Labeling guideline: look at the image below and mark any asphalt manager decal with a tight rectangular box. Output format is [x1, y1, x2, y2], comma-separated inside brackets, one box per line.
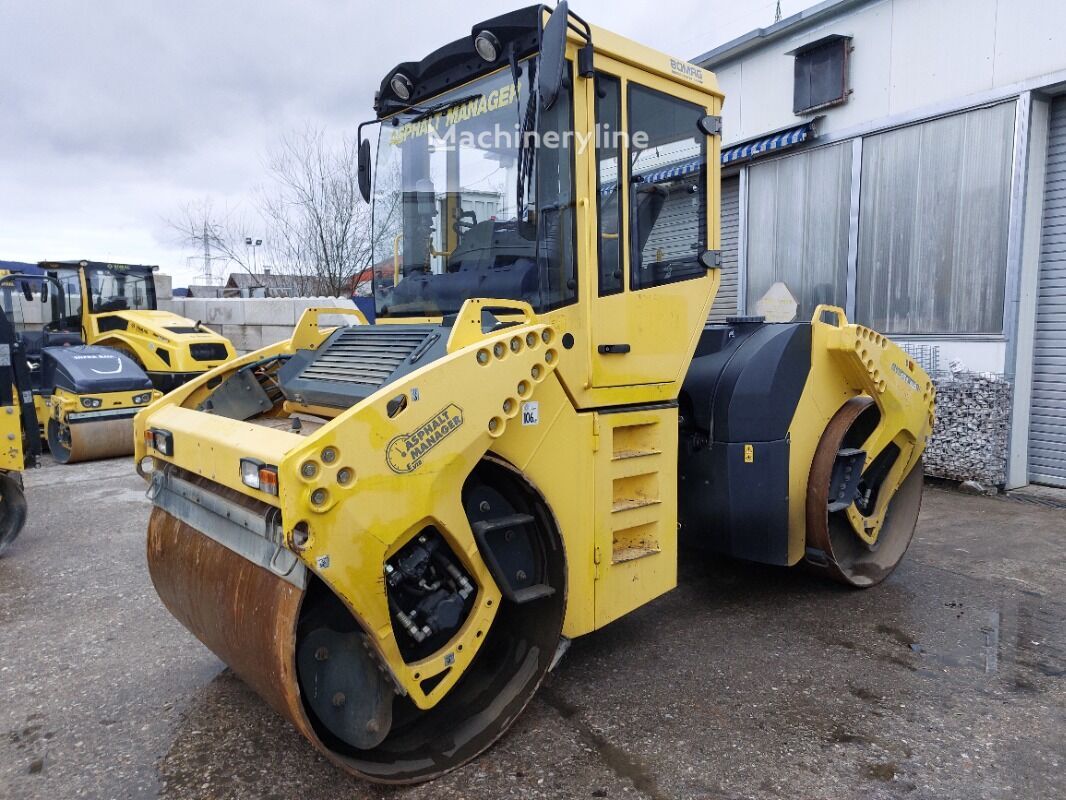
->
[386, 403, 464, 474]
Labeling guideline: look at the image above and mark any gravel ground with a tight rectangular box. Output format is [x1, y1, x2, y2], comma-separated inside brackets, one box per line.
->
[0, 456, 1063, 799]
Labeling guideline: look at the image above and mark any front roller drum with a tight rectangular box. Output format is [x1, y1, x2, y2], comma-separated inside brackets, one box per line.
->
[805, 396, 924, 587]
[47, 416, 135, 464]
[147, 477, 565, 783]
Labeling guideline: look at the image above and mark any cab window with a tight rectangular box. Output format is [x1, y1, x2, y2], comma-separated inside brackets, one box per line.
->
[627, 84, 707, 290]
[595, 72, 624, 296]
[87, 267, 156, 313]
[47, 271, 83, 332]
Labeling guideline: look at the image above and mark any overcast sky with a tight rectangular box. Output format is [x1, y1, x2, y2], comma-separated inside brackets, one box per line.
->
[0, 0, 816, 286]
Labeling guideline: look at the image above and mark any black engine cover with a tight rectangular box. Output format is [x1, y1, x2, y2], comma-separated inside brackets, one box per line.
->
[41, 345, 153, 395]
[678, 321, 812, 566]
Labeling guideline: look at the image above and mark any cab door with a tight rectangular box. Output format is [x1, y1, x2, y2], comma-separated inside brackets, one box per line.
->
[586, 55, 720, 389]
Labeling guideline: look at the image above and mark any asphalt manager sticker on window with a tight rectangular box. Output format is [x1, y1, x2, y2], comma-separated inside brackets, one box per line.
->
[386, 403, 464, 473]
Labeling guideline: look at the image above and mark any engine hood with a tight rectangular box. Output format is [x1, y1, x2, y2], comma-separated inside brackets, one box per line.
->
[42, 345, 153, 394]
[100, 310, 229, 344]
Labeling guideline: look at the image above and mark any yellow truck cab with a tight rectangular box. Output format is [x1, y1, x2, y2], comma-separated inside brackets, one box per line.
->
[39, 260, 235, 391]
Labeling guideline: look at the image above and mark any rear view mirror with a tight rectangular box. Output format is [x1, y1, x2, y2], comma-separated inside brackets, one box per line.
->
[539, 1, 569, 110]
[41, 282, 49, 302]
[21, 282, 32, 302]
[358, 138, 372, 203]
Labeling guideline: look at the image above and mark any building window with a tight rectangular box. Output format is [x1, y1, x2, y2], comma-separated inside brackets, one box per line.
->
[792, 35, 851, 115]
[627, 83, 708, 290]
[745, 141, 853, 319]
[855, 102, 1015, 335]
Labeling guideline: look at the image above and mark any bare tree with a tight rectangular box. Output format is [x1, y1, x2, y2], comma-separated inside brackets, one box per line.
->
[171, 126, 401, 297]
[260, 125, 402, 296]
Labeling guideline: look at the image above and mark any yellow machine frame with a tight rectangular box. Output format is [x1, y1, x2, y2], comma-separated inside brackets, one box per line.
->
[136, 15, 932, 726]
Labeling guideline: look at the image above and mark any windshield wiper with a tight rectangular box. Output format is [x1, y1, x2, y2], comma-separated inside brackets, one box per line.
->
[408, 93, 484, 124]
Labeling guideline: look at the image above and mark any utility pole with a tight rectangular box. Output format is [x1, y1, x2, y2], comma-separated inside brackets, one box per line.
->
[202, 220, 213, 285]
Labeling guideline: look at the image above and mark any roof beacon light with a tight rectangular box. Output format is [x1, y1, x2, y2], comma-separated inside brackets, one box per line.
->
[474, 30, 501, 62]
[390, 72, 413, 101]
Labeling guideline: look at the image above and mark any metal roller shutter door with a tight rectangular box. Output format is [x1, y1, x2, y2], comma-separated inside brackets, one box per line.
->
[1029, 97, 1066, 487]
[710, 175, 740, 320]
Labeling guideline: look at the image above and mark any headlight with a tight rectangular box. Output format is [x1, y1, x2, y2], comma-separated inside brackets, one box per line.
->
[240, 458, 279, 496]
[132, 392, 152, 404]
[474, 30, 501, 62]
[240, 457, 264, 489]
[389, 72, 413, 100]
[80, 397, 102, 408]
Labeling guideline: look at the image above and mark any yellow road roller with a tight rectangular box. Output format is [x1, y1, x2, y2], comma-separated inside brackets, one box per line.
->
[1, 274, 160, 463]
[0, 288, 40, 555]
[138, 3, 935, 783]
[37, 259, 236, 392]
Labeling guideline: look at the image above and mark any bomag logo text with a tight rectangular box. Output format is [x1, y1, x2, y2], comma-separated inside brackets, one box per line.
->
[891, 362, 921, 393]
[386, 403, 464, 474]
[670, 59, 704, 84]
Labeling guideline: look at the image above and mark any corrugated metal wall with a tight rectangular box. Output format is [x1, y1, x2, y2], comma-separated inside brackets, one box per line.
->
[710, 175, 740, 320]
[642, 184, 704, 264]
[856, 102, 1015, 334]
[745, 141, 852, 318]
[1029, 97, 1066, 488]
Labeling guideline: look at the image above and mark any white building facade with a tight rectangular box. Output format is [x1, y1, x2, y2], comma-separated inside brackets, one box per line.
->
[695, 0, 1066, 489]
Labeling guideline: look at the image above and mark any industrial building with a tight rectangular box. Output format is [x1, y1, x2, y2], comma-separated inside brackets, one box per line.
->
[694, 0, 1066, 489]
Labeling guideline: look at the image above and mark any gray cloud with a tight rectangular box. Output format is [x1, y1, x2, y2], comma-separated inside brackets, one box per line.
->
[0, 0, 813, 283]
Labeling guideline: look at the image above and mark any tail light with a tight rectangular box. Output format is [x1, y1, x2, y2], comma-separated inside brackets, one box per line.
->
[145, 428, 174, 456]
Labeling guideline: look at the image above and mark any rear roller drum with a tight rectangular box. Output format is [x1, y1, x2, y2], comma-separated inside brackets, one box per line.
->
[48, 416, 135, 464]
[0, 471, 28, 556]
[148, 462, 566, 784]
[805, 396, 924, 587]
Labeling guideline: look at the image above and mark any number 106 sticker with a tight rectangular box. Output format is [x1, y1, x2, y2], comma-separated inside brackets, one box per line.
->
[521, 401, 539, 426]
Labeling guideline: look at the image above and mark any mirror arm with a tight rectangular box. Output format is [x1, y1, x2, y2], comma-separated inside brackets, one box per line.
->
[539, 3, 594, 81]
[563, 9, 594, 77]
[565, 9, 593, 42]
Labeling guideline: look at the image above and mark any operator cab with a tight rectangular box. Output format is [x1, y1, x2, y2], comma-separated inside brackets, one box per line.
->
[0, 274, 81, 392]
[358, 3, 722, 401]
[38, 260, 158, 339]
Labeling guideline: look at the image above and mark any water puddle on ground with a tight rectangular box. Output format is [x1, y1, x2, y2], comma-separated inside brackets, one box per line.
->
[872, 596, 1065, 687]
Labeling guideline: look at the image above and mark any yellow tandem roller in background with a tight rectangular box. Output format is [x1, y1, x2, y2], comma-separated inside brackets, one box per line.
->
[40, 357, 158, 464]
[137, 3, 936, 784]
[1, 273, 159, 464]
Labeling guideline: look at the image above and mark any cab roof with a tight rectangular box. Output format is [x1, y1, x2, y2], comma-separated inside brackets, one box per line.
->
[376, 5, 543, 118]
[375, 4, 719, 119]
[38, 260, 158, 272]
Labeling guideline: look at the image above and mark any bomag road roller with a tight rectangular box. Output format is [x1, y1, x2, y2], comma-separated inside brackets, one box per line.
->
[0, 283, 40, 555]
[37, 260, 236, 392]
[138, 3, 935, 783]
[0, 274, 161, 463]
